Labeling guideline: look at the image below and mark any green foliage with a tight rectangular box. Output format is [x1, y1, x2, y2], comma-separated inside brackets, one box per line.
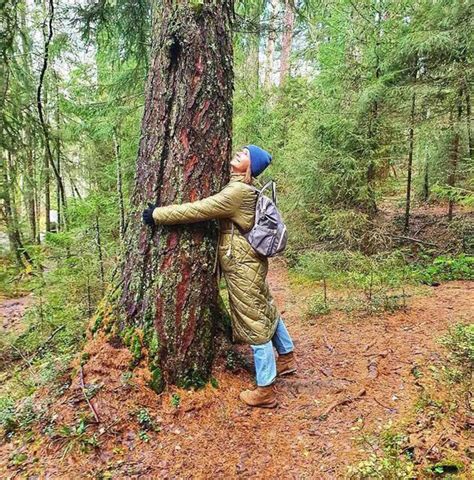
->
[0, 398, 17, 435]
[296, 250, 472, 289]
[0, 396, 40, 437]
[171, 393, 181, 408]
[439, 324, 474, 383]
[295, 250, 414, 316]
[314, 210, 382, 252]
[414, 391, 445, 416]
[1, 0, 473, 435]
[225, 349, 239, 372]
[148, 366, 164, 393]
[55, 416, 100, 456]
[129, 332, 143, 366]
[0, 172, 121, 427]
[134, 407, 159, 433]
[0, 255, 34, 298]
[179, 368, 207, 390]
[307, 293, 331, 317]
[348, 429, 416, 479]
[425, 459, 463, 477]
[412, 255, 474, 283]
[295, 249, 410, 287]
[233, 0, 473, 258]
[297, 251, 474, 316]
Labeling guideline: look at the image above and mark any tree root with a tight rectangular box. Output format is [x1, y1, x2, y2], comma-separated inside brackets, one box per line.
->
[316, 388, 366, 420]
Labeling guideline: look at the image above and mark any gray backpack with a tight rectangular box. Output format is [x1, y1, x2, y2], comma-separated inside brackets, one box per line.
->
[232, 181, 288, 257]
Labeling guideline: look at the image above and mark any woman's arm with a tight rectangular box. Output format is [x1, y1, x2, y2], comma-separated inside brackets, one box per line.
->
[152, 183, 244, 225]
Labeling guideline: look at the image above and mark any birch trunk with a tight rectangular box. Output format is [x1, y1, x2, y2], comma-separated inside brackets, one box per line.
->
[279, 0, 294, 84]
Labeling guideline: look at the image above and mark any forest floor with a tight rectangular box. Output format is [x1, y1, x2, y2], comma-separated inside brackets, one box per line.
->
[1, 261, 473, 479]
[0, 295, 33, 336]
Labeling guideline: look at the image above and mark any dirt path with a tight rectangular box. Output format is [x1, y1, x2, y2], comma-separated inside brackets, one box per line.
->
[1, 262, 472, 478]
[0, 295, 33, 335]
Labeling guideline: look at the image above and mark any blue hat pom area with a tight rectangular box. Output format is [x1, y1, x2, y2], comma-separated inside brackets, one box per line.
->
[247, 145, 272, 177]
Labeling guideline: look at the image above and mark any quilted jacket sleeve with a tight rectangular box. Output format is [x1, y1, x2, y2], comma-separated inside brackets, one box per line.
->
[152, 183, 243, 225]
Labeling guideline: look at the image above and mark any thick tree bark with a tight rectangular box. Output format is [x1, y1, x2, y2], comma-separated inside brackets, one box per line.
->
[279, 0, 294, 84]
[117, 1, 234, 391]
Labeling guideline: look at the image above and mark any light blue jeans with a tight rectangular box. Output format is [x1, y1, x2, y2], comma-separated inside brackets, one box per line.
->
[251, 318, 294, 387]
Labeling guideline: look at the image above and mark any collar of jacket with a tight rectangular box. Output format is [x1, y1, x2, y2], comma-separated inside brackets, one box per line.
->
[229, 173, 257, 184]
[229, 173, 245, 183]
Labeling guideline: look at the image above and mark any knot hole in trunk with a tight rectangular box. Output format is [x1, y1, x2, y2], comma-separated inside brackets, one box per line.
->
[169, 36, 181, 67]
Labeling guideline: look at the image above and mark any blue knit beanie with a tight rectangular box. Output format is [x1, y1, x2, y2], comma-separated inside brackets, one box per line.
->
[246, 145, 272, 177]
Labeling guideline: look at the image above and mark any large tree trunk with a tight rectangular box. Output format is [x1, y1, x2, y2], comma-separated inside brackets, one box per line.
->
[117, 1, 234, 391]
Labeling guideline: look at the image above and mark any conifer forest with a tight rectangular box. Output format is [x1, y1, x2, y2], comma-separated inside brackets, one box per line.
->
[0, 0, 473, 478]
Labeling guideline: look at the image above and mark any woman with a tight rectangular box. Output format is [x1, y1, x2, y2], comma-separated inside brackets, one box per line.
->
[142, 145, 296, 408]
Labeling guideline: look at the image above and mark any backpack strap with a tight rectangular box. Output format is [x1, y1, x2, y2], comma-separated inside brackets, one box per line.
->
[245, 184, 260, 194]
[259, 180, 277, 205]
[246, 180, 276, 202]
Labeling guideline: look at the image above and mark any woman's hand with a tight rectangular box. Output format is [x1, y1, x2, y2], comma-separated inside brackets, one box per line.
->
[142, 203, 156, 227]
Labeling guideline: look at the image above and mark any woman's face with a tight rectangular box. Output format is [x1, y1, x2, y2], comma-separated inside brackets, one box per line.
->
[230, 148, 251, 173]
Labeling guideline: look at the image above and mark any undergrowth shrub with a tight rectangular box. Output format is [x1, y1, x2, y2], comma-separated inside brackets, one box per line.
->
[412, 254, 474, 283]
[315, 209, 391, 253]
[295, 250, 474, 284]
[306, 293, 331, 317]
[348, 429, 416, 479]
[439, 323, 474, 385]
[0, 396, 40, 438]
[294, 250, 411, 315]
[0, 195, 119, 432]
[293, 250, 410, 287]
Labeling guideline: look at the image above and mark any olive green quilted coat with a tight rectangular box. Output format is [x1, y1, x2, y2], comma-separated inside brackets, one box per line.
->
[152, 173, 279, 345]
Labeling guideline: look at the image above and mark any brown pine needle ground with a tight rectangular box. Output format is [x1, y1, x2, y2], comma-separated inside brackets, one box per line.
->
[1, 261, 472, 478]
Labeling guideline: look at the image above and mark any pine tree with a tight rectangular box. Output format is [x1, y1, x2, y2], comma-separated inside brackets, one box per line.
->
[117, 0, 234, 391]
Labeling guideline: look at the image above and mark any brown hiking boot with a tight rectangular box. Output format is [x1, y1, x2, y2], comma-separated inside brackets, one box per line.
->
[277, 351, 297, 376]
[239, 385, 278, 408]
